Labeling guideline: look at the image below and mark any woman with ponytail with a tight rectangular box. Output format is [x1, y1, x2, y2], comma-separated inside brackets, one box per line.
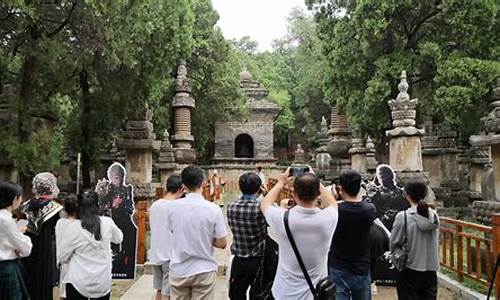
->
[56, 190, 123, 300]
[390, 180, 439, 300]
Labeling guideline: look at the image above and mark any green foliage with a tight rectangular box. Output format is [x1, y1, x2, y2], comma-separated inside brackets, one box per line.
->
[0, 128, 63, 175]
[310, 0, 500, 140]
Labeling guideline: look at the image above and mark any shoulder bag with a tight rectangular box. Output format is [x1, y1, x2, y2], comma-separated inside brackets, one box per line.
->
[390, 211, 408, 272]
[284, 210, 336, 300]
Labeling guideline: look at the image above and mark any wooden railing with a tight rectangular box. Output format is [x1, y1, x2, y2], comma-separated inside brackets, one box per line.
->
[439, 214, 500, 298]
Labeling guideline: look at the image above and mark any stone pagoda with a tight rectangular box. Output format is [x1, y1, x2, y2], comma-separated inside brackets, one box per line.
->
[213, 69, 281, 164]
[386, 71, 425, 177]
[471, 79, 500, 200]
[327, 106, 352, 178]
[386, 71, 435, 205]
[315, 116, 332, 174]
[118, 103, 160, 200]
[154, 130, 178, 186]
[171, 60, 196, 164]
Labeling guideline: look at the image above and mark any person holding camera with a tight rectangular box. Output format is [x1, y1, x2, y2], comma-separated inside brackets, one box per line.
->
[260, 167, 338, 300]
[227, 172, 276, 299]
[329, 170, 376, 300]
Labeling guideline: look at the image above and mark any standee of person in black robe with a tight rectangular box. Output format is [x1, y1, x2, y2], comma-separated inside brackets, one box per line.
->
[20, 172, 63, 300]
[96, 162, 137, 279]
[364, 164, 409, 285]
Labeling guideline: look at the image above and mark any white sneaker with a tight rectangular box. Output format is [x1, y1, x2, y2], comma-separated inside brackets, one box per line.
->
[371, 283, 378, 295]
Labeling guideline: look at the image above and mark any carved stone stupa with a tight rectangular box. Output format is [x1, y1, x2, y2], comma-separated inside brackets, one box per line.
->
[386, 71, 425, 173]
[171, 60, 197, 164]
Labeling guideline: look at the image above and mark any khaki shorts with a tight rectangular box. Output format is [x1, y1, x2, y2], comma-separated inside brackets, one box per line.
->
[170, 271, 217, 300]
[153, 262, 170, 296]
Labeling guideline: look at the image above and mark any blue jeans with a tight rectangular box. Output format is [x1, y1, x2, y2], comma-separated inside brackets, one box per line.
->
[329, 267, 372, 300]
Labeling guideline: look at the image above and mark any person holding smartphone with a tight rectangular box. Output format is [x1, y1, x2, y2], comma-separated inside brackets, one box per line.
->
[260, 166, 338, 299]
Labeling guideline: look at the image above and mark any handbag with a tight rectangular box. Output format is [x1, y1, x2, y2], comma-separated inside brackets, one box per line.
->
[251, 236, 278, 299]
[390, 211, 408, 272]
[284, 210, 336, 300]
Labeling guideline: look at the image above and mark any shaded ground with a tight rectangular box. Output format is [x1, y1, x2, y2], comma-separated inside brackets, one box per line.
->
[119, 194, 457, 299]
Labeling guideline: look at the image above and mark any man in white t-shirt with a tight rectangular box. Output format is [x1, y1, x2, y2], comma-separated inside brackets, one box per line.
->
[261, 167, 338, 300]
[167, 165, 228, 299]
[150, 174, 185, 300]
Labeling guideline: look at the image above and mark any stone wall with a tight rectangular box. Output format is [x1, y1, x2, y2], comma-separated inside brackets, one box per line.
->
[214, 122, 274, 159]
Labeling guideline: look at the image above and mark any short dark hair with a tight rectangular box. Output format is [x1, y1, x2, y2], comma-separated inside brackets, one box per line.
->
[239, 172, 262, 195]
[293, 173, 320, 202]
[339, 170, 362, 197]
[0, 182, 23, 209]
[257, 166, 262, 172]
[404, 180, 428, 202]
[181, 165, 204, 191]
[166, 174, 183, 193]
[64, 194, 78, 216]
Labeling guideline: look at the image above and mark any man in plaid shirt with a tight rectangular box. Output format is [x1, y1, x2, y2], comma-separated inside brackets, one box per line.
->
[227, 172, 268, 299]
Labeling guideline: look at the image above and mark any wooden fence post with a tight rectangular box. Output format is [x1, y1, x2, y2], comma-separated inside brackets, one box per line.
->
[136, 201, 148, 264]
[492, 214, 500, 300]
[457, 224, 463, 282]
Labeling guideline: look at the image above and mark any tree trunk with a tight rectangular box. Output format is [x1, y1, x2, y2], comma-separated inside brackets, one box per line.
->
[18, 52, 36, 196]
[79, 69, 92, 189]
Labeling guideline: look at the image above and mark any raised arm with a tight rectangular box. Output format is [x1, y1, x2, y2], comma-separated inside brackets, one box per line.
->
[260, 168, 292, 214]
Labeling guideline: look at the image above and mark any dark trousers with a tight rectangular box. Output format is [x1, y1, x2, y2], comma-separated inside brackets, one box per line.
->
[66, 283, 110, 300]
[229, 256, 260, 299]
[396, 268, 437, 300]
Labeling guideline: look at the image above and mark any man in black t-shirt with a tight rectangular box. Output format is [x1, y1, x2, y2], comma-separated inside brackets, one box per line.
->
[329, 170, 376, 300]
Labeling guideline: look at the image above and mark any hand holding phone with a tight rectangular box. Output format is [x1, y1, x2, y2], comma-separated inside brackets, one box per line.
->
[289, 166, 310, 178]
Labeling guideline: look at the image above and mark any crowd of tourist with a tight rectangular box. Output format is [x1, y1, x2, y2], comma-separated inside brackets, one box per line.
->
[0, 162, 439, 300]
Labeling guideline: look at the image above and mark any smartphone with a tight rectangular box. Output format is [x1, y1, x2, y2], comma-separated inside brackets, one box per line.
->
[289, 166, 310, 178]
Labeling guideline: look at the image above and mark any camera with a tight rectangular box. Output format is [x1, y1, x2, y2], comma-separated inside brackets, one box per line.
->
[289, 166, 310, 178]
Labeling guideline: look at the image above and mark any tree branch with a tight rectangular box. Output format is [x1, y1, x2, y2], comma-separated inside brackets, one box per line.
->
[46, 1, 78, 38]
[405, 8, 440, 50]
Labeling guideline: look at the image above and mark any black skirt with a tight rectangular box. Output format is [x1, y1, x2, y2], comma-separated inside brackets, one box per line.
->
[0, 259, 29, 300]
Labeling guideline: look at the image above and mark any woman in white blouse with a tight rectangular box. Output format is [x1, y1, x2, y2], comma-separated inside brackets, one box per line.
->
[0, 181, 33, 300]
[56, 190, 123, 300]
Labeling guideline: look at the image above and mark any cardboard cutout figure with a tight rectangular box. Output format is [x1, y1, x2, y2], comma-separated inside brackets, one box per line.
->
[96, 162, 137, 279]
[365, 164, 409, 286]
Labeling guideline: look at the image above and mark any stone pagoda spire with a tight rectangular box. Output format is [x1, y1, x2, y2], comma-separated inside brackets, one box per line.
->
[349, 128, 368, 173]
[386, 71, 425, 172]
[155, 130, 178, 186]
[171, 60, 196, 164]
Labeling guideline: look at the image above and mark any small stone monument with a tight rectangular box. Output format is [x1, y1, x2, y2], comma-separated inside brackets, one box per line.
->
[327, 105, 352, 178]
[470, 79, 500, 200]
[315, 116, 332, 173]
[349, 128, 368, 174]
[117, 103, 160, 200]
[293, 144, 306, 164]
[154, 130, 178, 186]
[470, 78, 500, 222]
[171, 60, 197, 164]
[365, 136, 378, 174]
